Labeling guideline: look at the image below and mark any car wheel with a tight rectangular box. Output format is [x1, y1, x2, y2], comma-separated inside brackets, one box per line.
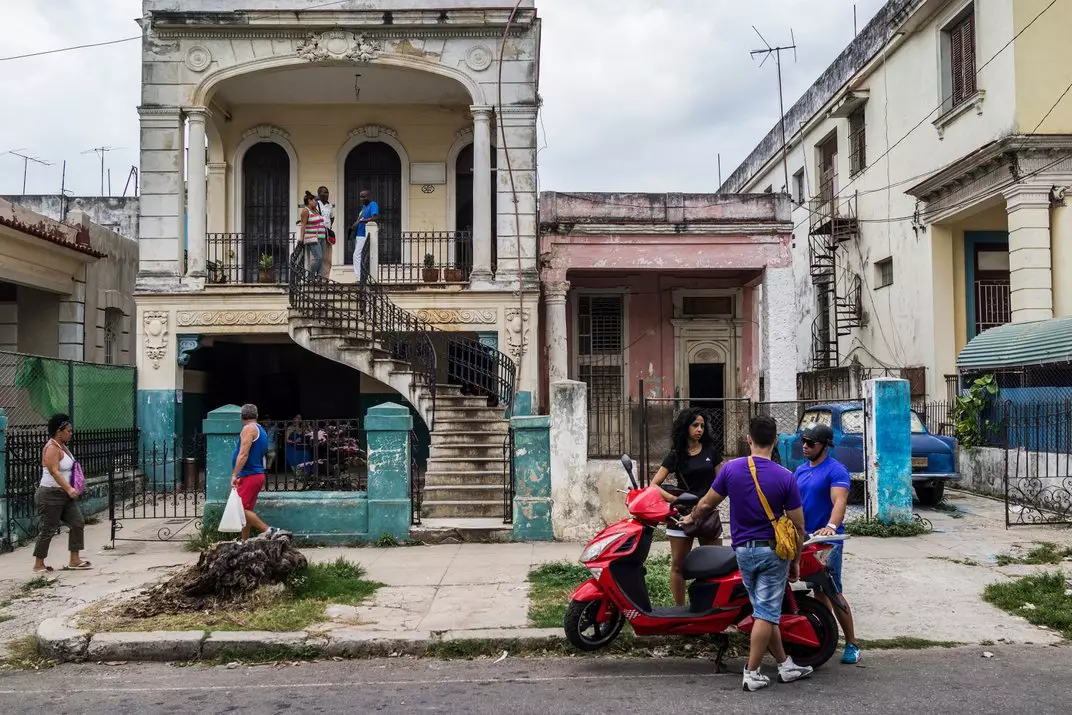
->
[916, 482, 945, 506]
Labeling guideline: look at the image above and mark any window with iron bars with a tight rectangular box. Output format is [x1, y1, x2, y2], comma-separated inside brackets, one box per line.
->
[577, 294, 626, 456]
[848, 107, 866, 176]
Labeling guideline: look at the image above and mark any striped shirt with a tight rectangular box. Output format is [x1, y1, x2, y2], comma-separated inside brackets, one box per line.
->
[303, 209, 326, 244]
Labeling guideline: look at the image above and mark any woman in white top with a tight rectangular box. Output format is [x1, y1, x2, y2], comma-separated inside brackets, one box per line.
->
[34, 413, 90, 573]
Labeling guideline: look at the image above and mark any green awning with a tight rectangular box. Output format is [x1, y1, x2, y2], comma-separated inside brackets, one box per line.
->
[957, 317, 1072, 370]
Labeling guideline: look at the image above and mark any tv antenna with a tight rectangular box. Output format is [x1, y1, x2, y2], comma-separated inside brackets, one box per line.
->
[750, 26, 797, 195]
[83, 146, 123, 196]
[4, 149, 52, 194]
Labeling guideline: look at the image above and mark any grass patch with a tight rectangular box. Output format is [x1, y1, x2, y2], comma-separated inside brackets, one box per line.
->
[855, 636, 963, 650]
[184, 529, 228, 553]
[0, 636, 56, 671]
[80, 558, 383, 634]
[928, 556, 981, 567]
[995, 542, 1072, 567]
[83, 514, 101, 526]
[844, 517, 929, 538]
[983, 571, 1072, 639]
[931, 501, 963, 518]
[21, 575, 56, 593]
[527, 555, 673, 629]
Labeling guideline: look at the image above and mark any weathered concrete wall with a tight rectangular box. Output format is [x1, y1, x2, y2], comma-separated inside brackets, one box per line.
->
[77, 206, 138, 367]
[1, 196, 139, 242]
[587, 459, 631, 528]
[959, 447, 1006, 498]
[549, 379, 596, 540]
[540, 192, 791, 226]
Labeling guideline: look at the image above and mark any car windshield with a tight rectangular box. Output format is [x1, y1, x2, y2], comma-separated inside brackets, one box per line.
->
[840, 409, 926, 434]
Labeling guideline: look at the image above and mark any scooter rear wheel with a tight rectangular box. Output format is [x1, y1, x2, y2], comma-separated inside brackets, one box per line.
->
[564, 599, 625, 651]
[783, 593, 839, 669]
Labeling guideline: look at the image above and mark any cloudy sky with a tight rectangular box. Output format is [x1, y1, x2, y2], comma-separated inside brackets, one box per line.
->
[0, 0, 884, 196]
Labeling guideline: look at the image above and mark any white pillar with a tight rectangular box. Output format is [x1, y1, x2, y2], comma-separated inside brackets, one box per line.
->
[136, 106, 184, 290]
[1004, 184, 1054, 323]
[184, 108, 208, 282]
[550, 379, 593, 541]
[470, 105, 494, 283]
[761, 266, 798, 401]
[545, 281, 570, 384]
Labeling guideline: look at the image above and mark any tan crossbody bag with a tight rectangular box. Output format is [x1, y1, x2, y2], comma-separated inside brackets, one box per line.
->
[747, 456, 799, 561]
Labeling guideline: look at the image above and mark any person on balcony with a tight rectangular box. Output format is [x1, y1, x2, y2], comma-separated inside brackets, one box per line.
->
[351, 188, 379, 284]
[317, 186, 335, 279]
[299, 191, 326, 276]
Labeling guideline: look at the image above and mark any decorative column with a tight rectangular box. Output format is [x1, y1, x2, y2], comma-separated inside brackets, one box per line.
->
[1004, 184, 1054, 323]
[136, 106, 185, 289]
[470, 105, 495, 284]
[365, 402, 412, 542]
[511, 414, 553, 541]
[864, 378, 913, 524]
[545, 281, 570, 384]
[495, 105, 539, 283]
[185, 108, 209, 282]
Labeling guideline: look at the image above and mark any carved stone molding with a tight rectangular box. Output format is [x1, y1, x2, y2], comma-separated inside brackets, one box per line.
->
[177, 334, 202, 367]
[465, 45, 494, 72]
[415, 308, 497, 325]
[143, 311, 169, 370]
[296, 30, 382, 63]
[240, 124, 291, 142]
[176, 310, 288, 327]
[184, 44, 212, 72]
[347, 124, 398, 141]
[455, 127, 474, 142]
[1051, 185, 1071, 207]
[504, 308, 531, 360]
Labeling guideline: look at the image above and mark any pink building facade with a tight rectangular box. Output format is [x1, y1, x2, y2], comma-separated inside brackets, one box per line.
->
[538, 192, 796, 454]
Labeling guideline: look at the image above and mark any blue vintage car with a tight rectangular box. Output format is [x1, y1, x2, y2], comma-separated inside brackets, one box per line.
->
[776, 402, 959, 505]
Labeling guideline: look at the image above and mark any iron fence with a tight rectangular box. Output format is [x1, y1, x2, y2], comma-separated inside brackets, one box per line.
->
[109, 437, 202, 543]
[205, 232, 293, 285]
[258, 418, 367, 492]
[378, 231, 473, 285]
[961, 364, 1072, 408]
[796, 365, 927, 402]
[0, 350, 136, 429]
[638, 396, 752, 486]
[503, 427, 515, 525]
[411, 431, 424, 526]
[1002, 400, 1072, 527]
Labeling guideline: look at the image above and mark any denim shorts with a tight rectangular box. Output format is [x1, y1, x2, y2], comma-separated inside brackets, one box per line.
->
[825, 541, 844, 594]
[735, 545, 789, 624]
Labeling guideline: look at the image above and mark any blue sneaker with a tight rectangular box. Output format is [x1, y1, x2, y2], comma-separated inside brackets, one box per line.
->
[841, 643, 861, 664]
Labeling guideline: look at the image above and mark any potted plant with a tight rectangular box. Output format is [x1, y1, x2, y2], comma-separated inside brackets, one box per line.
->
[444, 266, 466, 283]
[421, 253, 440, 283]
[259, 253, 277, 283]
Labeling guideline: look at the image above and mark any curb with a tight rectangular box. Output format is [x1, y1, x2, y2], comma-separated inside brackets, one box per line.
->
[37, 617, 565, 663]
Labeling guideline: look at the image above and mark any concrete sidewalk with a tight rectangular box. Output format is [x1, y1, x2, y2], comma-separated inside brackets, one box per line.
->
[3, 489, 1070, 659]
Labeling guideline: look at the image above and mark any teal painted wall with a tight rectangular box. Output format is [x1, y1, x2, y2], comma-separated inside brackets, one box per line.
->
[365, 403, 413, 542]
[510, 415, 553, 541]
[867, 380, 913, 524]
[255, 491, 369, 543]
[358, 393, 429, 466]
[138, 389, 179, 487]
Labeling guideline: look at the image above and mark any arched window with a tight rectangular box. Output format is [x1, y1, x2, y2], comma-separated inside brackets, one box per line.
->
[344, 142, 402, 265]
[242, 142, 291, 281]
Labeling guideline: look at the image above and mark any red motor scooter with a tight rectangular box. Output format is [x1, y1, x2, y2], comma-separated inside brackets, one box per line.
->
[564, 455, 846, 670]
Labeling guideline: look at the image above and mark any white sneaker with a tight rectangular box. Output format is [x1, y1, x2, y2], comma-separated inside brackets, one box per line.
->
[742, 668, 771, 692]
[777, 656, 813, 683]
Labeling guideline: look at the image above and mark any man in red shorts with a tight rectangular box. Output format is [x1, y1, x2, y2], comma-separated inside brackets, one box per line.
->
[231, 403, 291, 542]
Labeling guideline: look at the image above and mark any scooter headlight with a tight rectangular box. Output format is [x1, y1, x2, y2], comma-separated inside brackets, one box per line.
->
[579, 535, 621, 563]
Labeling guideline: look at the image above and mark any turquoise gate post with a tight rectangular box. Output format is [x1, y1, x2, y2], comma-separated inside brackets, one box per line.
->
[510, 414, 553, 540]
[201, 404, 242, 532]
[865, 378, 913, 524]
[365, 402, 412, 543]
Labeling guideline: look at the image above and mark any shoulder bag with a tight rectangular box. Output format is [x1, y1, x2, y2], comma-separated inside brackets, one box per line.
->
[747, 456, 799, 560]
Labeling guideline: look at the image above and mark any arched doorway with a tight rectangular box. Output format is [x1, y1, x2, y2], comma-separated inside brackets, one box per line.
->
[344, 142, 402, 269]
[242, 142, 290, 282]
[453, 142, 497, 273]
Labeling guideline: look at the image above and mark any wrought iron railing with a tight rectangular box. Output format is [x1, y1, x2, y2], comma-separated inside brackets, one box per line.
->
[206, 233, 294, 285]
[975, 279, 1011, 335]
[259, 419, 367, 492]
[410, 431, 424, 526]
[379, 231, 473, 285]
[502, 427, 515, 525]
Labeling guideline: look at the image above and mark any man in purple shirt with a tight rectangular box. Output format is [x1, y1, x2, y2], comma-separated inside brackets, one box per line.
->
[682, 416, 810, 692]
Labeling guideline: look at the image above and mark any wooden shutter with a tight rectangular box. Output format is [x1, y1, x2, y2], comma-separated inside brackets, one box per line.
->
[950, 13, 976, 107]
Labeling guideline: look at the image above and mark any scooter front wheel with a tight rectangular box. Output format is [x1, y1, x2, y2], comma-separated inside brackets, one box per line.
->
[783, 594, 839, 669]
[564, 599, 624, 651]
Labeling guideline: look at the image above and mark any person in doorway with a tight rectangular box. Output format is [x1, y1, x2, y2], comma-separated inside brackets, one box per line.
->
[794, 422, 861, 664]
[681, 416, 811, 692]
[317, 186, 335, 279]
[231, 403, 291, 542]
[299, 191, 325, 276]
[650, 408, 724, 607]
[351, 189, 379, 283]
[33, 414, 91, 573]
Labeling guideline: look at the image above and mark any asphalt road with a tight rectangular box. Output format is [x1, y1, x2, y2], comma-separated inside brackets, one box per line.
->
[1, 646, 1070, 714]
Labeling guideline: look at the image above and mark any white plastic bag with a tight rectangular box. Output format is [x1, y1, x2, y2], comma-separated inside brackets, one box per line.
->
[219, 488, 247, 533]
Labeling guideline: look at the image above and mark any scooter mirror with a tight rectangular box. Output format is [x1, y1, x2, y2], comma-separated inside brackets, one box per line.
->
[620, 454, 638, 489]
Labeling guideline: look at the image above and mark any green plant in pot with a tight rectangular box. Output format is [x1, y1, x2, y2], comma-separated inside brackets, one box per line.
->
[422, 253, 440, 283]
[259, 253, 277, 283]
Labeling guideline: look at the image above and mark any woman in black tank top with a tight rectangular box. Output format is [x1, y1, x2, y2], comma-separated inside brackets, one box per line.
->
[650, 407, 724, 607]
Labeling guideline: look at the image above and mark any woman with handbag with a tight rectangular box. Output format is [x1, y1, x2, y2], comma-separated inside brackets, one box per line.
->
[650, 407, 724, 607]
[33, 413, 91, 573]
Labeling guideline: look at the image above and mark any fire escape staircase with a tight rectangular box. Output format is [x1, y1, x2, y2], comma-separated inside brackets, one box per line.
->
[286, 252, 516, 522]
[808, 195, 862, 370]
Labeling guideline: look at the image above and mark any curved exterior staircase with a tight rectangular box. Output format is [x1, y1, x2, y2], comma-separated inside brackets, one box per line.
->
[286, 253, 516, 528]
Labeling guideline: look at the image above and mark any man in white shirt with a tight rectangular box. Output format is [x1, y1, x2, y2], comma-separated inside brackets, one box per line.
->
[316, 186, 335, 278]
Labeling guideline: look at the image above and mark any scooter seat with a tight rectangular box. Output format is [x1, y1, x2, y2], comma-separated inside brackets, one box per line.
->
[681, 545, 738, 580]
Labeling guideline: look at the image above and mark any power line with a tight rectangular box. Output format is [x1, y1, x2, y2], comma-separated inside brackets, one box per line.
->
[0, 36, 140, 62]
[3, 150, 52, 194]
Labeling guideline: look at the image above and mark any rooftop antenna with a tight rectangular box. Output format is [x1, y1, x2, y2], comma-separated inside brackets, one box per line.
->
[82, 146, 122, 196]
[750, 26, 797, 196]
[122, 166, 139, 197]
[4, 149, 51, 194]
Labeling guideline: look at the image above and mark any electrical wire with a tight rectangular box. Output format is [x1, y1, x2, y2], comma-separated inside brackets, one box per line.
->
[0, 36, 140, 62]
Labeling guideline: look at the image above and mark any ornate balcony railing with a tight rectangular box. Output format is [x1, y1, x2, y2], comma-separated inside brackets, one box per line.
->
[205, 233, 294, 285]
[377, 230, 473, 285]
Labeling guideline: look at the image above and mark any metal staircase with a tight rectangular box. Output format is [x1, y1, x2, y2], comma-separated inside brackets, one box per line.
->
[807, 194, 862, 369]
[286, 251, 516, 526]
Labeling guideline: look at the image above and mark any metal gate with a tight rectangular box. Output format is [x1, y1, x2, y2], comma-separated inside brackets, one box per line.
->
[108, 435, 205, 543]
[638, 396, 752, 486]
[1003, 401, 1072, 527]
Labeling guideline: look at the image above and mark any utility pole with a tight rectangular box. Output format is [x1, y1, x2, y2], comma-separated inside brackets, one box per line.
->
[83, 146, 118, 196]
[750, 27, 797, 196]
[4, 149, 51, 194]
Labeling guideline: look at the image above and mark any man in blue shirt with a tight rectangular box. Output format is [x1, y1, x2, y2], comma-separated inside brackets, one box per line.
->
[794, 422, 860, 664]
[351, 189, 379, 284]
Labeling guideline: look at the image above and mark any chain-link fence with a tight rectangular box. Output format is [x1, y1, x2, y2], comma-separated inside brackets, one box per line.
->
[0, 350, 136, 428]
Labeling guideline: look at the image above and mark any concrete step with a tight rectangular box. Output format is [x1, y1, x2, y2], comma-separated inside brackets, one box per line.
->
[435, 394, 499, 409]
[420, 500, 505, 519]
[430, 431, 509, 446]
[430, 443, 507, 459]
[433, 405, 509, 422]
[427, 456, 508, 473]
[423, 470, 507, 487]
[423, 484, 505, 502]
[433, 417, 511, 433]
[409, 518, 513, 544]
